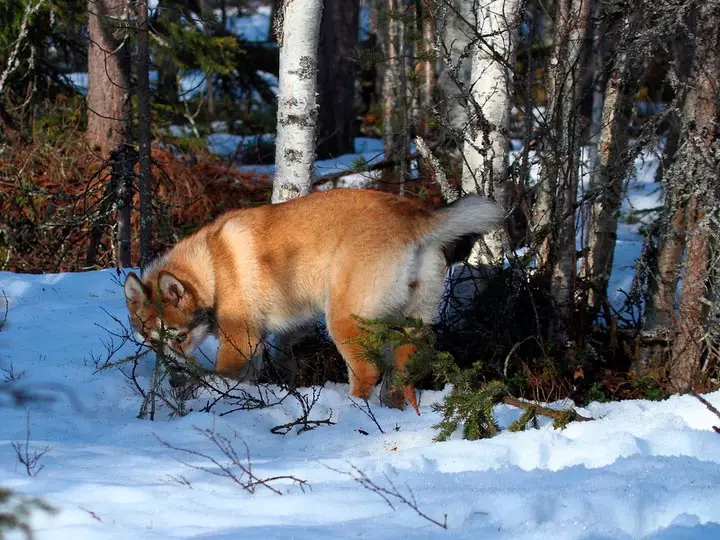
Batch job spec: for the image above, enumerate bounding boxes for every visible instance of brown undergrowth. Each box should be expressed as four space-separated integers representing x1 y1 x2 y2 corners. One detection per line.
0 126 272 273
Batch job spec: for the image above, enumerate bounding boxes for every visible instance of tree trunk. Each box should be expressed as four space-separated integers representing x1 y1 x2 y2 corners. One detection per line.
113 144 137 268
137 0 153 269
537 0 591 340
415 0 436 137
272 0 324 204
436 0 473 137
86 0 131 158
668 4 720 391
585 13 640 311
316 0 359 159
377 0 407 189
460 0 522 265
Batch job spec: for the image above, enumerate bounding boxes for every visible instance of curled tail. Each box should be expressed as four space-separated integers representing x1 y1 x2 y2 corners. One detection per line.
425 195 504 245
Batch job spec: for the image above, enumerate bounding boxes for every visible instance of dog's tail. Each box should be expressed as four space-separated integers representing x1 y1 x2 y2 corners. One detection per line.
424 195 504 246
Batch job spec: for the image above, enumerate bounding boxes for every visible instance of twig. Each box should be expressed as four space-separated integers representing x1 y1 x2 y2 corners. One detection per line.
12 411 51 477
154 422 309 494
349 398 385 434
270 416 336 435
324 463 447 529
690 391 720 434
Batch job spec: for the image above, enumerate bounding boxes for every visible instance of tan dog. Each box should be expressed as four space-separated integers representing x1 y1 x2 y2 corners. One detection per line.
123 189 502 410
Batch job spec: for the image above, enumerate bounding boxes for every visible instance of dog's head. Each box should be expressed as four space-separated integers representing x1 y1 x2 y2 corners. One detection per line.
123 271 214 357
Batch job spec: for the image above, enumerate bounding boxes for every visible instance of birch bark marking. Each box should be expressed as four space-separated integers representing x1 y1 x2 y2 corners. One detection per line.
273 0 324 204
461 0 522 264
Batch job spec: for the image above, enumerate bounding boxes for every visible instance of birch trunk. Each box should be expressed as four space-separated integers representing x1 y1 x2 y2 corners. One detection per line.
86 0 131 158
272 0 323 204
537 0 591 339
460 0 522 265
585 14 640 311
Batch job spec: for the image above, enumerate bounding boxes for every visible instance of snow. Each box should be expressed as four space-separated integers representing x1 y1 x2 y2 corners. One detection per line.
2 269 720 539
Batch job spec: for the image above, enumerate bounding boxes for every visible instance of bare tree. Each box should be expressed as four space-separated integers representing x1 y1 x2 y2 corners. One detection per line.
534 0 591 339
272 0 324 204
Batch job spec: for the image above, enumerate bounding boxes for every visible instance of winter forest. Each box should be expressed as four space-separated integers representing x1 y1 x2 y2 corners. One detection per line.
2 0 720 538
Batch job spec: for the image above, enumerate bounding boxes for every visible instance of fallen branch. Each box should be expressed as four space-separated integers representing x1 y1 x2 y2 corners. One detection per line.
324 463 447 529
155 422 309 495
690 391 720 434
503 396 593 424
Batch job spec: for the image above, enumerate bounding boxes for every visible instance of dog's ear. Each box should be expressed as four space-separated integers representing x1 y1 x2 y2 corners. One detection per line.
124 272 149 305
158 271 189 307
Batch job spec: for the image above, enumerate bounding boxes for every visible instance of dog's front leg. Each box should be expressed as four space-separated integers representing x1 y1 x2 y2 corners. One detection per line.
215 318 263 380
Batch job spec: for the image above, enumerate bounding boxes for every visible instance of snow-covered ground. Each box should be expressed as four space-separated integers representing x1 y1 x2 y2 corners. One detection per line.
1 270 720 539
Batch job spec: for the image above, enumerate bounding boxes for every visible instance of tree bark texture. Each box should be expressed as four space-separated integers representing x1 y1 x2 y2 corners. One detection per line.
272 0 324 204
668 4 720 391
377 0 408 189
415 0 436 137
460 0 522 264
436 0 473 134
316 0 359 159
86 0 131 158
138 0 153 269
585 13 641 311
536 0 591 339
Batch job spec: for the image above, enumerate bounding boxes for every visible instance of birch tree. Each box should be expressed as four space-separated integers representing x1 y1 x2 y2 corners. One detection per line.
460 0 523 264
272 0 324 204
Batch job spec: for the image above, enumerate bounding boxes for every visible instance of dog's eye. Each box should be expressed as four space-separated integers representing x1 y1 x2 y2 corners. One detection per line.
175 332 188 343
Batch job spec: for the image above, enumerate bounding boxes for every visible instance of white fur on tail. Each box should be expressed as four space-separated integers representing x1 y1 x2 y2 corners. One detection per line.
425 195 504 246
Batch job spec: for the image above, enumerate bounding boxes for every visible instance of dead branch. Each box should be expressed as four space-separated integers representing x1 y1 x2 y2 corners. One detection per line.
154 422 309 494
324 463 447 529
502 396 593 423
349 398 385 434
312 152 420 186
690 391 720 434
12 411 51 477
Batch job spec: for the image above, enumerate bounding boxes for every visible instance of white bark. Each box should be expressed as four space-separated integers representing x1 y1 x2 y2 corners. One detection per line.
273 0 323 204
460 0 522 264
